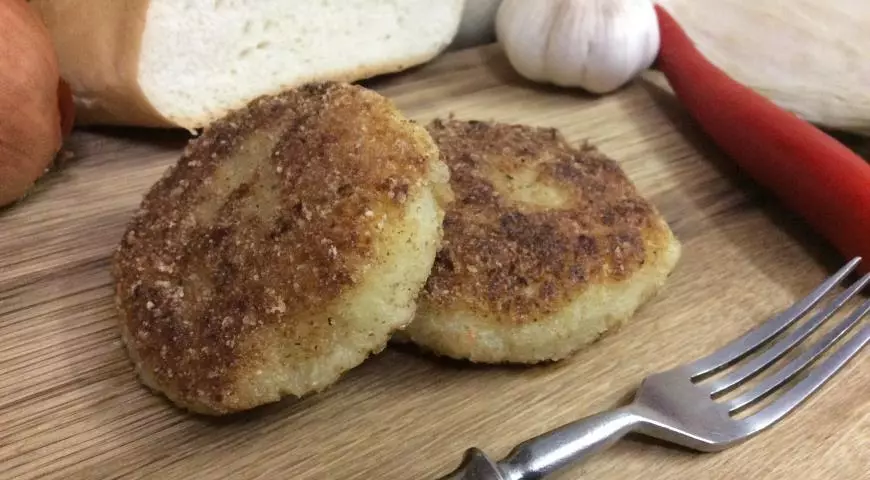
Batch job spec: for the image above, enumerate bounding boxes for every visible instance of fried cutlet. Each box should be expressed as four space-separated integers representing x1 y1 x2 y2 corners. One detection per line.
399 119 681 364
112 82 452 415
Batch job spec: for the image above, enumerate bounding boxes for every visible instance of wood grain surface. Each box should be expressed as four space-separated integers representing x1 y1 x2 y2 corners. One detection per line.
1 45 868 480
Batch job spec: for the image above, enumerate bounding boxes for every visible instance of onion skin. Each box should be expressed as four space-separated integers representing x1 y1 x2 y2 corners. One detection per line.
58 78 75 138
0 0 74 207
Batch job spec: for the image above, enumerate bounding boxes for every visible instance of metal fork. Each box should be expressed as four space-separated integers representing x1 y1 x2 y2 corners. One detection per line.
436 257 870 480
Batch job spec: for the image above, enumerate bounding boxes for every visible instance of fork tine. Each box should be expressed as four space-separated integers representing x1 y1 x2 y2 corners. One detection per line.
728 298 870 414
742 323 869 436
687 257 862 378
707 273 870 396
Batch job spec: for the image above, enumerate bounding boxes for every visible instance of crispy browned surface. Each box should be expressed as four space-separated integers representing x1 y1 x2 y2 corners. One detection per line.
112 82 436 412
422 119 665 324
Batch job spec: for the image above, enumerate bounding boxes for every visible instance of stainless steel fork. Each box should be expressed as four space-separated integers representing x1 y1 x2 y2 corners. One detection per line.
437 257 870 480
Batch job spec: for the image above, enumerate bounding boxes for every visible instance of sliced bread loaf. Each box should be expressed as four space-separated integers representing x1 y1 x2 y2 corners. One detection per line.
30 0 466 130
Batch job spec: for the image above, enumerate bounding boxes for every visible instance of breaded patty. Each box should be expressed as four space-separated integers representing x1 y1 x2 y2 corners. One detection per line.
112 82 452 415
400 119 681 364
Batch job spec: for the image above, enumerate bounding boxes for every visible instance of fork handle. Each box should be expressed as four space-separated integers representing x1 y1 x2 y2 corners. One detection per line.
497 405 643 479
437 406 644 480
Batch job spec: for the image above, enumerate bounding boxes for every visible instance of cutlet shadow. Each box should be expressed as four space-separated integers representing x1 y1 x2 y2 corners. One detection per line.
189 394 316 426
76 125 193 148
387 340 566 373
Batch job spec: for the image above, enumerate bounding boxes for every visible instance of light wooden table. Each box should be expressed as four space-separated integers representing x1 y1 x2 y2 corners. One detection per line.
0 45 867 480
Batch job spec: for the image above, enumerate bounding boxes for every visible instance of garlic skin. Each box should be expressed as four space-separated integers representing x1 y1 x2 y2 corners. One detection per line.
496 0 660 94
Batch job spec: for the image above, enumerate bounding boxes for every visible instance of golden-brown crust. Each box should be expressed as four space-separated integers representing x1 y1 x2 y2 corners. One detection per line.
422 119 663 324
113 82 434 410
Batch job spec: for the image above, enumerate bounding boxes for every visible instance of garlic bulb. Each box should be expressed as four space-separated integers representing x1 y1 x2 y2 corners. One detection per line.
495 0 660 94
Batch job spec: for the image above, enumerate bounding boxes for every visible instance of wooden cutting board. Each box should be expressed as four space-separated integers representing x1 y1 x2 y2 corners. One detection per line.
1 45 868 480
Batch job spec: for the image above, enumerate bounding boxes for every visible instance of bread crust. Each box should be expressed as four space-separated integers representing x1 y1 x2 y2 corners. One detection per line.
30 0 174 127
29 0 465 130
113 82 450 414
